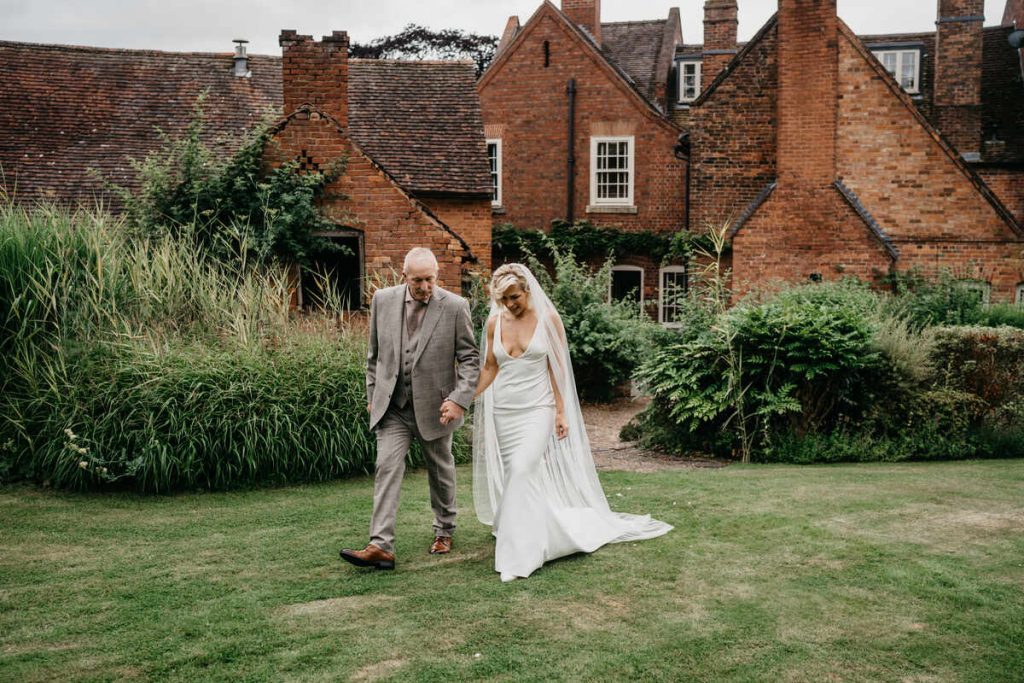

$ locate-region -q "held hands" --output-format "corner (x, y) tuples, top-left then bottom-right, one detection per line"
(439, 399), (465, 425)
(555, 411), (569, 440)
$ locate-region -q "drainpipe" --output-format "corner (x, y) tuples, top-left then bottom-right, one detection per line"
(566, 78), (576, 224)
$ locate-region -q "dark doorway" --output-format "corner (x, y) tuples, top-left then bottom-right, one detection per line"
(300, 231), (363, 310)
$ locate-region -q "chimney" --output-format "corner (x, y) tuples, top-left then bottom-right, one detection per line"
(934, 0), (984, 159)
(279, 30), (349, 127)
(703, 0), (738, 81)
(232, 39), (250, 78)
(562, 0), (601, 45)
(776, 0), (838, 188)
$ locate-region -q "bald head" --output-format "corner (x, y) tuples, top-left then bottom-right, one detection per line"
(402, 248), (439, 302)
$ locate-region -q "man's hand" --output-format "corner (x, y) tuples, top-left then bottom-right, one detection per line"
(367, 403), (372, 413)
(439, 400), (465, 425)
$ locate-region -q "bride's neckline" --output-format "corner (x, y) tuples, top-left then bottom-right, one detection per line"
(498, 310), (538, 359)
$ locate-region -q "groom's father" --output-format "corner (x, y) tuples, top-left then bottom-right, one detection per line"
(340, 248), (479, 570)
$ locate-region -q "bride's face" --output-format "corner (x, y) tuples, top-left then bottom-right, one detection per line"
(500, 284), (529, 317)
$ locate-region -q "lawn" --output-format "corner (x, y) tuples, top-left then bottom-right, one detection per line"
(1, 460), (1022, 682)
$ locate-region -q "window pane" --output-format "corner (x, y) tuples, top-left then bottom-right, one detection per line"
(882, 52), (896, 75)
(612, 269), (642, 303)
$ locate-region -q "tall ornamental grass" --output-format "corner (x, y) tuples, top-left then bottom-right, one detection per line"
(0, 204), (464, 491)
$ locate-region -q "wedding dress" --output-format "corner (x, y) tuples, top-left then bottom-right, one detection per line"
(473, 266), (672, 581)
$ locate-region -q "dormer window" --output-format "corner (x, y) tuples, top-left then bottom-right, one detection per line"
(871, 48), (920, 94)
(677, 59), (702, 103)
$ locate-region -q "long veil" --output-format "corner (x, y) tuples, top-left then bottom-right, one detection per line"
(471, 264), (672, 542)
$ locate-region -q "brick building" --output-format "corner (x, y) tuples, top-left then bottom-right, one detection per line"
(0, 33), (492, 306)
(677, 0), (1024, 303)
(478, 0), (689, 319)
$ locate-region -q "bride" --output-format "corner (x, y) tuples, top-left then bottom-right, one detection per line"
(471, 263), (672, 582)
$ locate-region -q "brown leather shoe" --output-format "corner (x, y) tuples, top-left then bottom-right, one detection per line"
(429, 536), (452, 555)
(339, 543), (395, 570)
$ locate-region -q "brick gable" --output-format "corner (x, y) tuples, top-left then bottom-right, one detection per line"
(479, 2), (685, 235)
(688, 1), (1023, 302)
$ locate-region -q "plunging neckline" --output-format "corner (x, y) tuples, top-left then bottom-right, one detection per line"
(498, 311), (538, 360)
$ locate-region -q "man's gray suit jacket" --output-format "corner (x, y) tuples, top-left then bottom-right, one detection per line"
(365, 285), (479, 442)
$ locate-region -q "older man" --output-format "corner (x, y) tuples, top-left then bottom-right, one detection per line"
(340, 248), (480, 570)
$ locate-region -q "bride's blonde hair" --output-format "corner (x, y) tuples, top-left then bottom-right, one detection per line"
(490, 264), (530, 304)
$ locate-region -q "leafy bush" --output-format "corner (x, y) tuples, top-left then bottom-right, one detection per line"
(633, 280), (884, 457)
(0, 204), (467, 491)
(524, 246), (653, 402)
(112, 96), (346, 267)
(882, 269), (1024, 330)
(927, 326), (1024, 421)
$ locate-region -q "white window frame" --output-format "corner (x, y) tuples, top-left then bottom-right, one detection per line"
(677, 59), (702, 103)
(609, 264), (644, 307)
(590, 136), (635, 207)
(960, 279), (991, 306)
(486, 138), (502, 208)
(871, 48), (921, 94)
(658, 265), (688, 327)
(1015, 283), (1024, 307)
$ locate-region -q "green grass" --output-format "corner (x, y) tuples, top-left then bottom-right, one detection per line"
(2, 461), (1023, 682)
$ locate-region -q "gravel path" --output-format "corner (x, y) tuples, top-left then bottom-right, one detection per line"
(580, 398), (728, 472)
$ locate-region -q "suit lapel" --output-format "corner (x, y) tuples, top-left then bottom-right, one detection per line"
(389, 286), (405, 361)
(411, 288), (447, 368)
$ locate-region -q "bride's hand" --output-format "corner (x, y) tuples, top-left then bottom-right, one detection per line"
(555, 412), (569, 440)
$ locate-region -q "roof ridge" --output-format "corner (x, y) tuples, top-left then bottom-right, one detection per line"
(0, 39), (277, 58)
(351, 58), (476, 66)
(601, 19), (666, 26)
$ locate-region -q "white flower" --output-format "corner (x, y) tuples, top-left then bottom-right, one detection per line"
(78, 461), (88, 469)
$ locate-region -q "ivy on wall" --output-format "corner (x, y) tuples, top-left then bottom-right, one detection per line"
(492, 220), (718, 264)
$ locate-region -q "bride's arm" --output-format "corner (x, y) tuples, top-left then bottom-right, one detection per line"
(473, 315), (500, 399)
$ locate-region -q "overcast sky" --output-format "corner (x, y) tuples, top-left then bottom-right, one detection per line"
(0, 0), (1012, 56)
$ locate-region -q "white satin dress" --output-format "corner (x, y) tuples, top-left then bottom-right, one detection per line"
(491, 314), (650, 581)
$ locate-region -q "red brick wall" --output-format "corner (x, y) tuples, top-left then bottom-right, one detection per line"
(934, 0), (984, 155)
(478, 7), (686, 235)
(265, 116), (472, 299)
(689, 9), (1024, 302)
(978, 167), (1024, 226)
(777, 0), (837, 188)
(421, 196), (493, 274)
(1005, 0), (1024, 24)
(732, 188), (893, 295)
(702, 0), (738, 82)
(689, 26), (777, 232)
(279, 31), (349, 127)
(561, 0), (601, 44)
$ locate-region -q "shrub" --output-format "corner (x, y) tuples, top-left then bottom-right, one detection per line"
(0, 204), (468, 491)
(927, 326), (1024, 420)
(632, 280), (884, 457)
(525, 246), (653, 402)
(883, 269), (988, 328)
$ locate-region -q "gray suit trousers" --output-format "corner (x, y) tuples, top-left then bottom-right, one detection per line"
(369, 402), (456, 554)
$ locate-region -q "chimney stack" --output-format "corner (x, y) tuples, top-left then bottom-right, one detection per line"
(934, 0), (984, 159)
(233, 39), (250, 78)
(562, 0), (602, 45)
(279, 30), (349, 127)
(703, 0), (738, 81)
(776, 0), (839, 189)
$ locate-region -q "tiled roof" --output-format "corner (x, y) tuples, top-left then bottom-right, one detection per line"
(349, 59), (490, 196)
(0, 40), (490, 208)
(600, 20), (668, 104)
(0, 41), (281, 207)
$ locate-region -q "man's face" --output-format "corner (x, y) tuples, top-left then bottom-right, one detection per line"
(404, 257), (438, 302)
